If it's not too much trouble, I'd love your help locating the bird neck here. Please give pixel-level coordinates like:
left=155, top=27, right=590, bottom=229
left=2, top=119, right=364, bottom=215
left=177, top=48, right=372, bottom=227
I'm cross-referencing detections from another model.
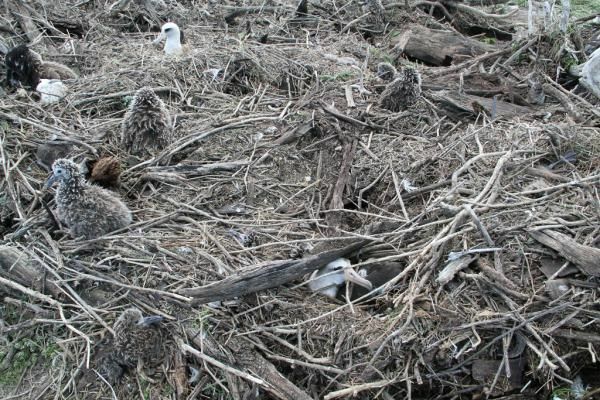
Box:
left=165, top=36, right=182, bottom=54
left=57, top=176, right=87, bottom=197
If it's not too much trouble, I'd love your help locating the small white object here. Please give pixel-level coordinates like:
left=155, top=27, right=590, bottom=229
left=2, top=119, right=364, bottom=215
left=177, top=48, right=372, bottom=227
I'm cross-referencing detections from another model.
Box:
left=36, top=79, right=67, bottom=104
left=153, top=22, right=182, bottom=55
left=401, top=178, right=417, bottom=192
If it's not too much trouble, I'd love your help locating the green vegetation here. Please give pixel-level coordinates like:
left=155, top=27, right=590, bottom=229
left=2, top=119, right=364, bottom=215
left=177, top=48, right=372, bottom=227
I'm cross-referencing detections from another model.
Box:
left=0, top=336, right=59, bottom=385
left=320, top=70, right=356, bottom=82
left=0, top=304, right=60, bottom=386
left=480, top=37, right=497, bottom=45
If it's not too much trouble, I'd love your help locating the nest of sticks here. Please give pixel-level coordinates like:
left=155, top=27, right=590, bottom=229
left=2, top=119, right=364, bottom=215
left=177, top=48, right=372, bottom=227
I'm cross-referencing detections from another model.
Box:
left=1, top=0, right=599, bottom=399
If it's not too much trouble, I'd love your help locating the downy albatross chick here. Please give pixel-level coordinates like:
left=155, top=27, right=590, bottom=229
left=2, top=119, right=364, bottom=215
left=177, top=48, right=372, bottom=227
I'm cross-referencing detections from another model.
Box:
left=153, top=22, right=183, bottom=55
left=308, top=258, right=372, bottom=299
left=121, top=87, right=172, bottom=157
left=113, top=308, right=165, bottom=369
left=44, top=159, right=132, bottom=239
left=379, top=66, right=422, bottom=112
left=5, top=45, right=77, bottom=88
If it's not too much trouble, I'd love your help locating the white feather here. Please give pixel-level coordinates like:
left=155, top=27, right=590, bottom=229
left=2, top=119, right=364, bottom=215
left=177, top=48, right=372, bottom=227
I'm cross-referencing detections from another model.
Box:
left=36, top=79, right=67, bottom=105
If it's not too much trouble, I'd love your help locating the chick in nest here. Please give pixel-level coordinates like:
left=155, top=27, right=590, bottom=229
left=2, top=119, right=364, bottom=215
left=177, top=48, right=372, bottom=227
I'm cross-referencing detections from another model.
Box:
left=361, top=0, right=386, bottom=29
left=44, top=159, right=132, bottom=239
left=113, top=308, right=165, bottom=369
left=153, top=22, right=184, bottom=55
left=84, top=156, right=122, bottom=189
left=5, top=45, right=77, bottom=88
left=121, top=87, right=172, bottom=157
left=379, top=66, right=422, bottom=112
left=376, top=62, right=397, bottom=82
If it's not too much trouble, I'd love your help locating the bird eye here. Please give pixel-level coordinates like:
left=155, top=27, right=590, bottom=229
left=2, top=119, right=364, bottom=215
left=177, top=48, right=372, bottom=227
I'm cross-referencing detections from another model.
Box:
left=165, top=28, right=171, bottom=32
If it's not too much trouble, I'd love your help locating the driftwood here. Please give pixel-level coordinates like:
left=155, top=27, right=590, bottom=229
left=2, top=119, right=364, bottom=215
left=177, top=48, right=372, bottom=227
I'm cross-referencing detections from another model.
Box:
left=391, top=24, right=496, bottom=66
left=179, top=239, right=369, bottom=304
left=529, top=230, right=600, bottom=277
left=0, top=245, right=62, bottom=299
left=429, top=90, right=533, bottom=119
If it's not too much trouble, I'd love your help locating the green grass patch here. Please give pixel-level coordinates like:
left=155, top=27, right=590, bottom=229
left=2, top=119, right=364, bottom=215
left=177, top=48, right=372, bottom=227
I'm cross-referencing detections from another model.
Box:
left=320, top=70, right=356, bottom=82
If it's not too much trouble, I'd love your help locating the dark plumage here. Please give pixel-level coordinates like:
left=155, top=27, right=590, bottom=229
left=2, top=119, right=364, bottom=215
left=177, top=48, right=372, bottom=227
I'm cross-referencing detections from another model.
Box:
left=376, top=62, right=397, bottom=82
left=5, top=45, right=77, bottom=88
left=113, top=308, right=165, bottom=368
left=349, top=262, right=404, bottom=300
left=379, top=66, right=422, bottom=112
left=121, top=87, right=172, bottom=157
left=86, top=156, right=122, bottom=189
left=44, top=159, right=132, bottom=239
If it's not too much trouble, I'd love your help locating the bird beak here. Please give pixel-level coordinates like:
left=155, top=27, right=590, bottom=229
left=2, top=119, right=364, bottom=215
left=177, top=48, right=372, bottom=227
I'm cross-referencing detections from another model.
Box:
left=139, top=315, right=164, bottom=327
left=44, top=173, right=58, bottom=189
left=153, top=32, right=165, bottom=45
left=344, top=268, right=373, bottom=290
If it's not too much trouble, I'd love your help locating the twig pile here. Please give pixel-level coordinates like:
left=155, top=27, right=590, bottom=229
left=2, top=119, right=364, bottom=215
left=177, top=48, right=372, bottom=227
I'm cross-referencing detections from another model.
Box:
left=1, top=0, right=599, bottom=399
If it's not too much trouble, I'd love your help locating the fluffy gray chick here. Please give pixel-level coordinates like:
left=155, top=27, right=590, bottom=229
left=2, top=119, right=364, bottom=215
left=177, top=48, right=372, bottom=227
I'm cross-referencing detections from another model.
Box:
left=44, top=158, right=132, bottom=239
left=121, top=87, right=172, bottom=157
left=376, top=62, right=397, bottom=82
left=379, top=66, right=422, bottom=112
left=113, top=308, right=165, bottom=369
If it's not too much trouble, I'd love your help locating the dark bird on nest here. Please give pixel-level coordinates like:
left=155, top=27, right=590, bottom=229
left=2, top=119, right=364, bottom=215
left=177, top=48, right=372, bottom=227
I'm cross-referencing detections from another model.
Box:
left=379, top=66, right=422, bottom=112
left=44, top=159, right=132, bottom=239
left=113, top=308, right=165, bottom=369
left=121, top=87, right=172, bottom=157
left=347, top=261, right=404, bottom=300
left=376, top=62, right=397, bottom=82
left=308, top=258, right=404, bottom=301
left=84, top=156, right=122, bottom=189
left=4, top=45, right=77, bottom=88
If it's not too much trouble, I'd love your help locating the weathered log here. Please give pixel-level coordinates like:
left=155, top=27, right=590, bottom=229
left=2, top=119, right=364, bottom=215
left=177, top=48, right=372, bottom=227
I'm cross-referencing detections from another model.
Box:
left=0, top=245, right=62, bottom=299
left=391, top=24, right=496, bottom=66
left=429, top=90, right=533, bottom=119
left=529, top=230, right=600, bottom=277
left=179, top=239, right=369, bottom=304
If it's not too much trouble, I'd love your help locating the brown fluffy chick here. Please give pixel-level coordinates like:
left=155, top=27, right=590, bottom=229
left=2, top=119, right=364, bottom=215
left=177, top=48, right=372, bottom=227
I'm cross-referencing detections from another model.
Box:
left=121, top=87, right=172, bottom=157
left=113, top=308, right=165, bottom=369
left=86, top=156, right=122, bottom=189
left=5, top=45, right=77, bottom=88
left=379, top=66, right=422, bottom=112
left=44, top=159, right=132, bottom=239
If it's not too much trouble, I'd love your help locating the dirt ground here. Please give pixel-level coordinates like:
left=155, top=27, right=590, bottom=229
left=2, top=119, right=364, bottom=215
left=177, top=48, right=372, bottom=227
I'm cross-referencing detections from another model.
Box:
left=1, top=0, right=599, bottom=399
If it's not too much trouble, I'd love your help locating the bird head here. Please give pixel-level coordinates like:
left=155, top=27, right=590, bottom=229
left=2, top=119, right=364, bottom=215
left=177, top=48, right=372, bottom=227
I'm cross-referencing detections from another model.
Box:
left=132, top=87, right=159, bottom=107
left=44, top=158, right=80, bottom=189
left=153, top=22, right=182, bottom=54
left=308, top=258, right=373, bottom=298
